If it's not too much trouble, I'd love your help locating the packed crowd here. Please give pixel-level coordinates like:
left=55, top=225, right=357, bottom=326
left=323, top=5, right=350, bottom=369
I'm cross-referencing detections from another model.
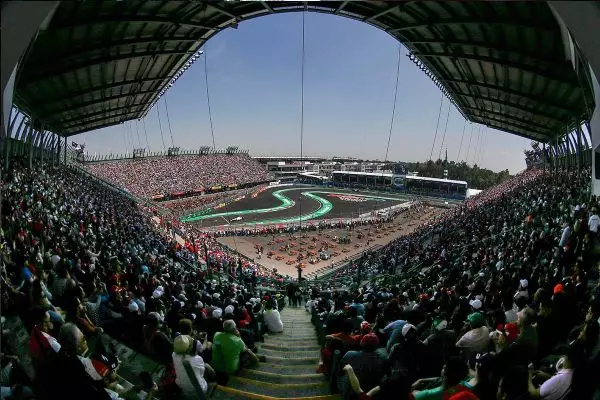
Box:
left=4, top=156, right=599, bottom=400
left=85, top=154, right=271, bottom=198
left=304, top=168, right=599, bottom=400
left=0, top=159, right=291, bottom=400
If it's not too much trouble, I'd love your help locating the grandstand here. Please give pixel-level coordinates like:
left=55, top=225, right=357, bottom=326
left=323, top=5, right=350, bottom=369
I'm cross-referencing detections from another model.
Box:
left=2, top=2, right=600, bottom=400
left=84, top=153, right=272, bottom=199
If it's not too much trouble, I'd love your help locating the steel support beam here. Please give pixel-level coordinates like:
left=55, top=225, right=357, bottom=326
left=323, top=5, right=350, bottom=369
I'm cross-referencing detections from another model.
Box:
left=444, top=79, right=580, bottom=115
left=39, top=128, right=45, bottom=164
left=463, top=106, right=555, bottom=133
left=414, top=51, right=577, bottom=87
left=40, top=89, right=159, bottom=119
left=61, top=110, right=140, bottom=131
left=390, top=19, right=557, bottom=33
left=52, top=15, right=219, bottom=32
left=24, top=50, right=198, bottom=84
left=27, top=119, right=36, bottom=169
left=58, top=104, right=147, bottom=127
left=453, top=92, right=565, bottom=123
left=32, top=77, right=167, bottom=109
left=577, top=125, right=583, bottom=176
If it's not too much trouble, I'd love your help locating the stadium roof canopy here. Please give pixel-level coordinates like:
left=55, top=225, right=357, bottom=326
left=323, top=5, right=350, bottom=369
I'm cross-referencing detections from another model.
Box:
left=14, top=1, right=594, bottom=141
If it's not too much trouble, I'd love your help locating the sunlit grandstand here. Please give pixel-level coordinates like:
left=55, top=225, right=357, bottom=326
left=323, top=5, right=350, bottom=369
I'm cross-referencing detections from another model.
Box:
left=2, top=2, right=600, bottom=400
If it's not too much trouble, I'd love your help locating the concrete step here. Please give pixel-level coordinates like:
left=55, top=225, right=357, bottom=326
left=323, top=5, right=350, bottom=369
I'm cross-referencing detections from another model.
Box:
left=260, top=347, right=320, bottom=360
left=261, top=342, right=321, bottom=352
left=238, top=369, right=325, bottom=384
left=224, top=375, right=330, bottom=397
left=262, top=354, right=320, bottom=366
left=210, top=385, right=340, bottom=400
left=263, top=338, right=317, bottom=347
left=250, top=362, right=319, bottom=375
left=264, top=333, right=317, bottom=341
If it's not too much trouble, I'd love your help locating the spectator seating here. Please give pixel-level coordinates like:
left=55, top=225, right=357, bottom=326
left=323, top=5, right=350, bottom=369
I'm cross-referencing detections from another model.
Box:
left=85, top=154, right=271, bottom=197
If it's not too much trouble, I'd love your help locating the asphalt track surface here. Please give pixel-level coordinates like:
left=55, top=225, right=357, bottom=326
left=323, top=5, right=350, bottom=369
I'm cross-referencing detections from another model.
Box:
left=181, top=186, right=410, bottom=227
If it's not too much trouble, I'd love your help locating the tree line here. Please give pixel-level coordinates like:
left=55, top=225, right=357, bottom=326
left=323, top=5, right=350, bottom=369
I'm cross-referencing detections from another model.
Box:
left=404, top=159, right=511, bottom=190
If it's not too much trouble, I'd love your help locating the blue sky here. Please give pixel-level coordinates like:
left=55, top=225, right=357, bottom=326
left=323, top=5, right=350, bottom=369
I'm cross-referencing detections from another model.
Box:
left=76, top=12, right=531, bottom=173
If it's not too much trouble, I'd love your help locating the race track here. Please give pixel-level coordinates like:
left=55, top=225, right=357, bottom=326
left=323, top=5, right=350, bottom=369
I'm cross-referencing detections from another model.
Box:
left=181, top=186, right=411, bottom=227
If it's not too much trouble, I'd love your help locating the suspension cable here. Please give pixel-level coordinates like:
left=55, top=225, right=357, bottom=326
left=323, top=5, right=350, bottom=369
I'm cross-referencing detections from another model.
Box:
left=456, top=118, right=467, bottom=162
left=203, top=50, right=216, bottom=149
left=464, top=122, right=474, bottom=163
left=384, top=43, right=402, bottom=163
left=477, top=127, right=487, bottom=165
left=437, top=102, right=451, bottom=160
left=156, top=104, right=167, bottom=151
left=472, top=125, right=482, bottom=165
left=122, top=122, right=129, bottom=156
left=300, top=10, right=305, bottom=170
left=142, top=118, right=150, bottom=151
left=299, top=10, right=306, bottom=231
left=163, top=97, right=175, bottom=148
left=135, top=120, right=142, bottom=149
left=429, top=93, right=444, bottom=161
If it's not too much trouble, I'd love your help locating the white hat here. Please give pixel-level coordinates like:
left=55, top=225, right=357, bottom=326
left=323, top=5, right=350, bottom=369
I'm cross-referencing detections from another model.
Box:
left=152, top=289, right=163, bottom=299
left=401, top=324, right=416, bottom=337
left=196, top=301, right=204, bottom=308
left=224, top=305, right=235, bottom=315
left=212, top=308, right=222, bottom=318
left=469, top=299, right=482, bottom=310
left=212, top=293, right=220, bottom=299
left=520, top=279, right=528, bottom=288
left=128, top=301, right=139, bottom=313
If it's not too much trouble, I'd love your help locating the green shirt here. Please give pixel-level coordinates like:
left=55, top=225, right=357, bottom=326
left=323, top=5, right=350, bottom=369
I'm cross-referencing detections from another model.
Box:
left=212, top=331, right=246, bottom=374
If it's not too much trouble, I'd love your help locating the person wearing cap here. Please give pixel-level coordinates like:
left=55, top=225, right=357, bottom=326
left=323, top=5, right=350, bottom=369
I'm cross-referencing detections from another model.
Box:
left=172, top=334, right=210, bottom=397
left=424, top=317, right=457, bottom=376
left=337, top=333, right=387, bottom=399
left=212, top=320, right=262, bottom=375
left=389, top=324, right=431, bottom=383
left=456, top=312, right=490, bottom=361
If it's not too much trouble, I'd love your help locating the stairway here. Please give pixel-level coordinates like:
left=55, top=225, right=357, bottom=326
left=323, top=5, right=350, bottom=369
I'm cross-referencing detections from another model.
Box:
left=211, top=307, right=339, bottom=400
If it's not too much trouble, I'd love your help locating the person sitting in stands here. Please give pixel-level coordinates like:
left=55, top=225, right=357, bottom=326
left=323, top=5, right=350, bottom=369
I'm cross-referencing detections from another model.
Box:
left=40, top=323, right=111, bottom=400
left=142, top=312, right=173, bottom=365
left=172, top=334, right=214, bottom=397
left=212, top=320, right=262, bottom=376
left=262, top=299, right=283, bottom=333
left=412, top=357, right=477, bottom=400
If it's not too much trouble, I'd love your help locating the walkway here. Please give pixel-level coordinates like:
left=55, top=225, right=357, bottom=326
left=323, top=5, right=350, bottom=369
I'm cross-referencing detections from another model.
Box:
left=210, top=307, right=339, bottom=400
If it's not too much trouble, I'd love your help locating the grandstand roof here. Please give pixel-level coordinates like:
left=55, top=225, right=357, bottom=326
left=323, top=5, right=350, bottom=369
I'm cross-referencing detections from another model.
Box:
left=14, top=1, right=593, bottom=141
